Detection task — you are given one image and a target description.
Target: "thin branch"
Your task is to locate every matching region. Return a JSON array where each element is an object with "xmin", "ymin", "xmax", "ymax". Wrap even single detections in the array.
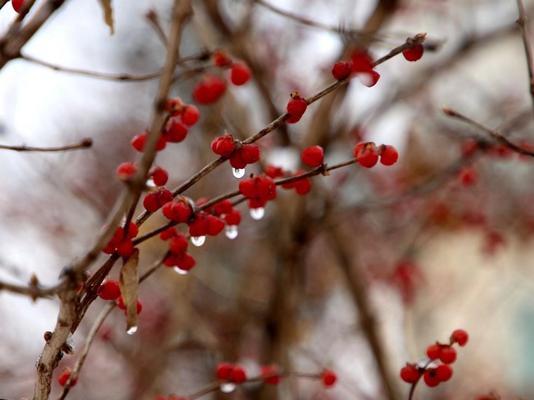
[
  {"xmin": 0, "ymin": 138, "xmax": 92, "ymax": 152},
  {"xmin": 0, "ymin": 279, "xmax": 63, "ymax": 299},
  {"xmin": 145, "ymin": 9, "xmax": 168, "ymax": 46},
  {"xmin": 516, "ymin": 0, "xmax": 534, "ymax": 114},
  {"xmin": 443, "ymin": 108, "xmax": 534, "ymax": 157}
]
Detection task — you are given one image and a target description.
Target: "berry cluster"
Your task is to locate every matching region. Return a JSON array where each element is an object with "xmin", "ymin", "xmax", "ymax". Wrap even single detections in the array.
[
  {"xmin": 192, "ymin": 51, "xmax": 251, "ymax": 105},
  {"xmin": 239, "ymin": 175, "xmax": 277, "ymax": 208},
  {"xmin": 400, "ymin": 329, "xmax": 469, "ymax": 390},
  {"xmin": 331, "ymin": 49, "xmax": 380, "ymax": 87},
  {"xmin": 353, "ymin": 142, "xmax": 399, "ymax": 168},
  {"xmin": 211, "ymin": 133, "xmax": 260, "ymax": 169},
  {"xmin": 103, "ymin": 222, "xmax": 139, "ymax": 257}
]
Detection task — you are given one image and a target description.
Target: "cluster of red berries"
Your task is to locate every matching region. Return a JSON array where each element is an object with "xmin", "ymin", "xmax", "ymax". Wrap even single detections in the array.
[
  {"xmin": 264, "ymin": 165, "xmax": 312, "ymax": 196},
  {"xmin": 210, "ymin": 133, "xmax": 260, "ymax": 168},
  {"xmin": 97, "ymin": 279, "xmax": 143, "ymax": 314},
  {"xmin": 192, "ymin": 51, "xmax": 252, "ymax": 105},
  {"xmin": 216, "ymin": 362, "xmax": 248, "ymax": 384},
  {"xmin": 400, "ymin": 329, "xmax": 469, "ymax": 388},
  {"xmin": 103, "ymin": 222, "xmax": 139, "ymax": 257},
  {"xmin": 239, "ymin": 175, "xmax": 277, "ymax": 208},
  {"xmin": 57, "ymin": 368, "xmax": 77, "ymax": 387},
  {"xmin": 159, "ymin": 229, "xmax": 196, "ymax": 271},
  {"xmin": 143, "ymin": 187, "xmax": 174, "ymax": 212},
  {"xmin": 353, "ymin": 142, "xmax": 399, "ymax": 168},
  {"xmin": 331, "ymin": 49, "xmax": 380, "ymax": 87},
  {"xmin": 130, "ymin": 98, "xmax": 200, "ymax": 154},
  {"xmin": 116, "ymin": 164, "xmax": 169, "ymax": 186},
  {"xmin": 209, "ymin": 199, "xmax": 242, "ymax": 227}
]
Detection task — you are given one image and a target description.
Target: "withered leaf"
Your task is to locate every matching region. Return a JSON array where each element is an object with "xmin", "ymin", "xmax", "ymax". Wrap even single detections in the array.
[
  {"xmin": 98, "ymin": 0, "xmax": 114, "ymax": 34},
  {"xmin": 119, "ymin": 250, "xmax": 139, "ymax": 333}
]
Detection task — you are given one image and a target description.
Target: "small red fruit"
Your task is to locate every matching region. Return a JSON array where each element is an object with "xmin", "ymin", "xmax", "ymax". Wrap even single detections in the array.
[
  {"xmin": 230, "ymin": 62, "xmax": 252, "ymax": 85},
  {"xmin": 379, "ymin": 145, "xmax": 399, "ymax": 166},
  {"xmin": 286, "ymin": 94, "xmax": 308, "ymax": 124},
  {"xmin": 261, "ymin": 365, "xmax": 281, "ymax": 385},
  {"xmin": 163, "ymin": 118, "xmax": 188, "ymax": 143},
  {"xmin": 426, "ymin": 344, "xmax": 441, "ymax": 360},
  {"xmin": 230, "ymin": 365, "xmax": 247, "ymax": 383},
  {"xmin": 57, "ymin": 369, "xmax": 77, "ymax": 387},
  {"xmin": 439, "ymin": 346, "xmax": 457, "ymax": 364},
  {"xmin": 180, "ymin": 105, "xmax": 200, "ymax": 126},
  {"xmin": 353, "ymin": 142, "xmax": 379, "ymax": 168},
  {"xmin": 301, "ymin": 145, "xmax": 324, "ymax": 167},
  {"xmin": 332, "ymin": 60, "xmax": 352, "ymax": 80},
  {"xmin": 211, "ymin": 134, "xmax": 236, "ymax": 157},
  {"xmin": 400, "ymin": 364, "xmax": 420, "ymax": 383},
  {"xmin": 116, "ymin": 162, "xmax": 137, "ymax": 180},
  {"xmin": 402, "ymin": 44, "xmax": 424, "ymax": 62},
  {"xmin": 436, "ymin": 364, "xmax": 453, "ymax": 382},
  {"xmin": 321, "ymin": 369, "xmax": 337, "ymax": 387},
  {"xmin": 98, "ymin": 280, "xmax": 121, "ymax": 301},
  {"xmin": 423, "ymin": 369, "xmax": 440, "ymax": 387},
  {"xmin": 451, "ymin": 329, "xmax": 469, "ymax": 346},
  {"xmin": 216, "ymin": 363, "xmax": 233, "ymax": 380},
  {"xmin": 150, "ymin": 167, "xmax": 168, "ymax": 186},
  {"xmin": 12, "ymin": 0, "xmax": 24, "ymax": 12}
]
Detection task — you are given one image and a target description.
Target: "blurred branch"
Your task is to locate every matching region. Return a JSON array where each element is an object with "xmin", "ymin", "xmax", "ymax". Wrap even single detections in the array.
[
  {"xmin": 0, "ymin": 138, "xmax": 92, "ymax": 152},
  {"xmin": 516, "ymin": 0, "xmax": 534, "ymax": 114},
  {"xmin": 443, "ymin": 108, "xmax": 534, "ymax": 157},
  {"xmin": 146, "ymin": 9, "xmax": 168, "ymax": 46}
]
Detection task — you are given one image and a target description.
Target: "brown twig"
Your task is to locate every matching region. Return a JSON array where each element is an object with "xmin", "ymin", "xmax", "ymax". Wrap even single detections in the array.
[
  {"xmin": 145, "ymin": 9, "xmax": 168, "ymax": 46},
  {"xmin": 0, "ymin": 138, "xmax": 92, "ymax": 152},
  {"xmin": 443, "ymin": 108, "xmax": 534, "ymax": 157},
  {"xmin": 516, "ymin": 0, "xmax": 534, "ymax": 114}
]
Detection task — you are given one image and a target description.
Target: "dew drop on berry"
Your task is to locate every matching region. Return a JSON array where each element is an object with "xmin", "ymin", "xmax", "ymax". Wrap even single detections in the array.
[
  {"xmin": 250, "ymin": 207, "xmax": 265, "ymax": 220},
  {"xmin": 232, "ymin": 167, "xmax": 245, "ymax": 178},
  {"xmin": 126, "ymin": 326, "xmax": 138, "ymax": 335},
  {"xmin": 173, "ymin": 266, "xmax": 189, "ymax": 275},
  {"xmin": 219, "ymin": 383, "xmax": 236, "ymax": 393},
  {"xmin": 146, "ymin": 177, "xmax": 156, "ymax": 188},
  {"xmin": 225, "ymin": 225, "xmax": 239, "ymax": 240},
  {"xmin": 191, "ymin": 235, "xmax": 206, "ymax": 247}
]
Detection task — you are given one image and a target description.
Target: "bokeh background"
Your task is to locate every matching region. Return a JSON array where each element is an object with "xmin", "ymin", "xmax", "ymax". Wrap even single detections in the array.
[{"xmin": 0, "ymin": 0, "xmax": 533, "ymax": 399}]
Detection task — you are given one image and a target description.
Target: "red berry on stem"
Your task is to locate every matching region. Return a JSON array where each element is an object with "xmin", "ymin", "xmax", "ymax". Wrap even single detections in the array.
[
  {"xmin": 116, "ymin": 162, "xmax": 137, "ymax": 180},
  {"xmin": 213, "ymin": 50, "xmax": 233, "ymax": 67},
  {"xmin": 353, "ymin": 142, "xmax": 379, "ymax": 168},
  {"xmin": 436, "ymin": 364, "xmax": 453, "ymax": 382},
  {"xmin": 351, "ymin": 49, "xmax": 374, "ymax": 73},
  {"xmin": 211, "ymin": 134, "xmax": 236, "ymax": 157},
  {"xmin": 400, "ymin": 364, "xmax": 420, "ymax": 383},
  {"xmin": 131, "ymin": 133, "xmax": 147, "ymax": 152},
  {"xmin": 423, "ymin": 369, "xmax": 440, "ymax": 387},
  {"xmin": 426, "ymin": 343, "xmax": 441, "ymax": 360},
  {"xmin": 439, "ymin": 346, "xmax": 457, "ymax": 364},
  {"xmin": 332, "ymin": 60, "xmax": 352, "ymax": 80},
  {"xmin": 286, "ymin": 94, "xmax": 308, "ymax": 124},
  {"xmin": 230, "ymin": 365, "xmax": 247, "ymax": 383},
  {"xmin": 169, "ymin": 234, "xmax": 188, "ymax": 254},
  {"xmin": 216, "ymin": 363, "xmax": 233, "ymax": 380},
  {"xmin": 321, "ymin": 369, "xmax": 337, "ymax": 387},
  {"xmin": 230, "ymin": 62, "xmax": 252, "ymax": 85},
  {"xmin": 12, "ymin": 0, "xmax": 24, "ymax": 12},
  {"xmin": 301, "ymin": 145, "xmax": 324, "ymax": 167},
  {"xmin": 451, "ymin": 329, "xmax": 469, "ymax": 346},
  {"xmin": 193, "ymin": 75, "xmax": 227, "ymax": 104},
  {"xmin": 164, "ymin": 118, "xmax": 188, "ymax": 143},
  {"xmin": 97, "ymin": 280, "xmax": 121, "ymax": 301},
  {"xmin": 150, "ymin": 167, "xmax": 168, "ymax": 186},
  {"xmin": 403, "ymin": 44, "xmax": 424, "ymax": 62},
  {"xmin": 261, "ymin": 365, "xmax": 281, "ymax": 385},
  {"xmin": 379, "ymin": 145, "xmax": 399, "ymax": 166},
  {"xmin": 180, "ymin": 105, "xmax": 200, "ymax": 126}
]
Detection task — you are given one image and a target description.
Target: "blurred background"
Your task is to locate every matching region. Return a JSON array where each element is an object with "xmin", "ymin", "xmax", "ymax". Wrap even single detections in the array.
[{"xmin": 0, "ymin": 0, "xmax": 533, "ymax": 399}]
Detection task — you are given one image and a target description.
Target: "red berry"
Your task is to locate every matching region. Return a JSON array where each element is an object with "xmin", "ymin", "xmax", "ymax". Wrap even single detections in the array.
[
  {"xmin": 216, "ymin": 363, "xmax": 233, "ymax": 380},
  {"xmin": 332, "ymin": 61, "xmax": 352, "ymax": 80},
  {"xmin": 400, "ymin": 364, "xmax": 420, "ymax": 383},
  {"xmin": 97, "ymin": 280, "xmax": 121, "ymax": 301},
  {"xmin": 57, "ymin": 369, "xmax": 77, "ymax": 387},
  {"xmin": 224, "ymin": 210, "xmax": 241, "ymax": 226},
  {"xmin": 436, "ymin": 364, "xmax": 453, "ymax": 382},
  {"xmin": 361, "ymin": 70, "xmax": 380, "ymax": 87},
  {"xmin": 169, "ymin": 234, "xmax": 188, "ymax": 254},
  {"xmin": 160, "ymin": 227, "xmax": 177, "ymax": 240},
  {"xmin": 301, "ymin": 145, "xmax": 324, "ymax": 167},
  {"xmin": 286, "ymin": 95, "xmax": 308, "ymax": 123},
  {"xmin": 379, "ymin": 145, "xmax": 399, "ymax": 166},
  {"xmin": 439, "ymin": 346, "xmax": 457, "ymax": 364},
  {"xmin": 175, "ymin": 252, "xmax": 196, "ymax": 271},
  {"xmin": 351, "ymin": 49, "xmax": 374, "ymax": 73},
  {"xmin": 206, "ymin": 215, "xmax": 225, "ymax": 236},
  {"xmin": 230, "ymin": 62, "xmax": 252, "ymax": 85},
  {"xmin": 150, "ymin": 167, "xmax": 168, "ymax": 186},
  {"xmin": 189, "ymin": 214, "xmax": 209, "ymax": 237},
  {"xmin": 131, "ymin": 133, "xmax": 147, "ymax": 152},
  {"xmin": 353, "ymin": 142, "xmax": 379, "ymax": 168},
  {"xmin": 459, "ymin": 167, "xmax": 477, "ymax": 186},
  {"xmin": 213, "ymin": 50, "xmax": 233, "ymax": 67},
  {"xmin": 180, "ymin": 105, "xmax": 200, "ymax": 126},
  {"xmin": 143, "ymin": 192, "xmax": 159, "ymax": 212},
  {"xmin": 261, "ymin": 365, "xmax": 281, "ymax": 385},
  {"xmin": 12, "ymin": 0, "xmax": 24, "ymax": 12},
  {"xmin": 117, "ymin": 239, "xmax": 135, "ymax": 258},
  {"xmin": 426, "ymin": 344, "xmax": 441, "ymax": 360},
  {"xmin": 294, "ymin": 177, "xmax": 312, "ymax": 195},
  {"xmin": 451, "ymin": 329, "xmax": 469, "ymax": 346},
  {"xmin": 230, "ymin": 365, "xmax": 247, "ymax": 383},
  {"xmin": 240, "ymin": 144, "xmax": 260, "ymax": 164},
  {"xmin": 265, "ymin": 165, "xmax": 285, "ymax": 178},
  {"xmin": 193, "ymin": 75, "xmax": 227, "ymax": 104},
  {"xmin": 321, "ymin": 369, "xmax": 337, "ymax": 387},
  {"xmin": 423, "ymin": 369, "xmax": 440, "ymax": 387},
  {"xmin": 162, "ymin": 201, "xmax": 192, "ymax": 223},
  {"xmin": 116, "ymin": 162, "xmax": 137, "ymax": 180},
  {"xmin": 211, "ymin": 134, "xmax": 236, "ymax": 157},
  {"xmin": 213, "ymin": 199, "xmax": 233, "ymax": 215},
  {"xmin": 164, "ymin": 117, "xmax": 188, "ymax": 143},
  {"xmin": 402, "ymin": 44, "xmax": 424, "ymax": 62}
]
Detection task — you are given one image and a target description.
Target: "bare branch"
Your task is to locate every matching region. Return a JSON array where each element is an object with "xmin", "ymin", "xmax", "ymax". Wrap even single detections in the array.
[{"xmin": 0, "ymin": 138, "xmax": 92, "ymax": 152}]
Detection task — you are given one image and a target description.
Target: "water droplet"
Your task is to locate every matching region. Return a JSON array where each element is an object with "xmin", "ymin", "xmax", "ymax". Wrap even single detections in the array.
[
  {"xmin": 250, "ymin": 207, "xmax": 265, "ymax": 220},
  {"xmin": 173, "ymin": 266, "xmax": 189, "ymax": 275},
  {"xmin": 191, "ymin": 236, "xmax": 206, "ymax": 247},
  {"xmin": 225, "ymin": 225, "xmax": 239, "ymax": 240},
  {"xmin": 220, "ymin": 383, "xmax": 236, "ymax": 393},
  {"xmin": 232, "ymin": 167, "xmax": 245, "ymax": 178},
  {"xmin": 146, "ymin": 177, "xmax": 156, "ymax": 188},
  {"xmin": 126, "ymin": 326, "xmax": 138, "ymax": 335}
]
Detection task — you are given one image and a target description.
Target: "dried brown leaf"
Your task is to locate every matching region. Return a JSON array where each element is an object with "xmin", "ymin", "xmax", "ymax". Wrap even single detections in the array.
[
  {"xmin": 119, "ymin": 250, "xmax": 139, "ymax": 333},
  {"xmin": 98, "ymin": 0, "xmax": 114, "ymax": 34}
]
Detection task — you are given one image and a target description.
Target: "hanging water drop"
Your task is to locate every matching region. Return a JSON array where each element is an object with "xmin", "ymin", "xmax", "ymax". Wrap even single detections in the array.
[
  {"xmin": 126, "ymin": 326, "xmax": 138, "ymax": 335},
  {"xmin": 250, "ymin": 207, "xmax": 265, "ymax": 220},
  {"xmin": 146, "ymin": 177, "xmax": 156, "ymax": 188},
  {"xmin": 173, "ymin": 266, "xmax": 189, "ymax": 275},
  {"xmin": 191, "ymin": 236, "xmax": 206, "ymax": 247},
  {"xmin": 220, "ymin": 383, "xmax": 236, "ymax": 393},
  {"xmin": 225, "ymin": 225, "xmax": 239, "ymax": 240},
  {"xmin": 232, "ymin": 167, "xmax": 245, "ymax": 178}
]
